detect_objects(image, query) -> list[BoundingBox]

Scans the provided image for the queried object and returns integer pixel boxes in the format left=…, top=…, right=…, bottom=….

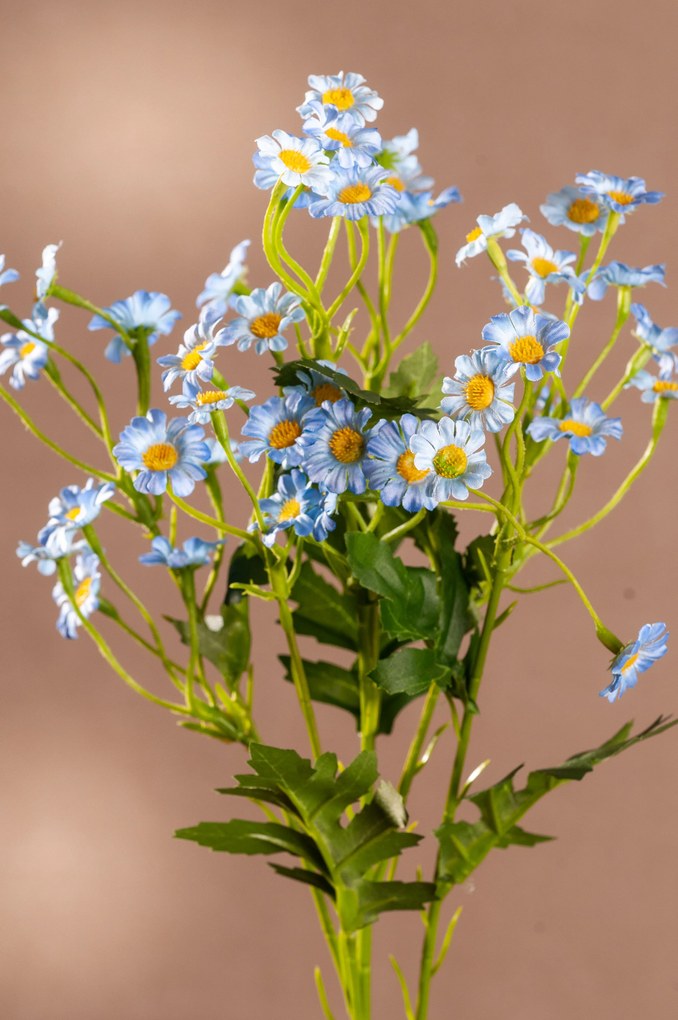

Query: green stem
left=398, top=683, right=441, bottom=800
left=572, top=286, right=631, bottom=399
left=327, top=219, right=370, bottom=323
left=315, top=217, right=342, bottom=292
left=601, top=344, right=653, bottom=410
left=45, top=363, right=103, bottom=438
left=167, top=488, right=254, bottom=543
left=132, top=331, right=152, bottom=416
left=212, top=410, right=265, bottom=530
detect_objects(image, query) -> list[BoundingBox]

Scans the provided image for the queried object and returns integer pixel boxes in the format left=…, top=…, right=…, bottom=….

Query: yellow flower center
left=607, top=190, right=634, bottom=206
left=432, top=444, right=468, bottom=478
left=653, top=380, right=678, bottom=394
left=465, top=226, right=483, bottom=243
left=558, top=419, right=592, bottom=437
left=142, top=443, right=178, bottom=471
left=325, top=127, right=353, bottom=147
left=20, top=341, right=36, bottom=358
left=181, top=342, right=208, bottom=372
left=385, top=175, right=406, bottom=192
left=279, top=498, right=301, bottom=522
left=75, top=577, right=92, bottom=608
left=464, top=374, right=495, bottom=411
left=338, top=182, right=372, bottom=205
left=621, top=652, right=639, bottom=672
left=532, top=257, right=559, bottom=278
left=567, top=198, right=600, bottom=224
left=268, top=419, right=302, bottom=449
left=278, top=149, right=312, bottom=174
left=329, top=426, right=364, bottom=463
left=312, top=382, right=343, bottom=406
left=65, top=507, right=81, bottom=521
left=196, top=390, right=227, bottom=406
left=322, top=87, right=355, bottom=111
left=250, top=312, right=282, bottom=339
left=396, top=451, right=429, bottom=483
left=509, top=335, right=544, bottom=364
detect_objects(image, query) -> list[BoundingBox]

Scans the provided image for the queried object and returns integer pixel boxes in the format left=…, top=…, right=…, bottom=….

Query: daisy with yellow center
left=308, top=166, right=399, bottom=222
left=113, top=408, right=209, bottom=497
left=600, top=622, right=669, bottom=703
left=253, top=129, right=331, bottom=193
left=481, top=305, right=568, bottom=382
left=441, top=349, right=516, bottom=434
left=258, top=468, right=336, bottom=548
left=301, top=399, right=374, bottom=494
left=410, top=417, right=491, bottom=502
left=169, top=380, right=255, bottom=426
left=527, top=397, right=622, bottom=456
left=575, top=171, right=664, bottom=217
left=52, top=548, right=101, bottom=640
left=540, top=186, right=606, bottom=237
left=298, top=72, right=384, bottom=125
left=300, top=105, right=382, bottom=169
left=220, top=282, right=306, bottom=355
left=158, top=315, right=219, bottom=394
left=364, top=414, right=439, bottom=512
left=455, top=203, right=526, bottom=267
left=507, top=229, right=578, bottom=305
left=240, top=392, right=314, bottom=468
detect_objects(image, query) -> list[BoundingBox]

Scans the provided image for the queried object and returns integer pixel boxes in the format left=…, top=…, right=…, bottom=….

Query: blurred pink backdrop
left=1, top=1, right=677, bottom=1017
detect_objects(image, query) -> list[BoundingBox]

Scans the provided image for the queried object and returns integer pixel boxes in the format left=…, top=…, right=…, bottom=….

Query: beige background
left=2, top=0, right=677, bottom=1017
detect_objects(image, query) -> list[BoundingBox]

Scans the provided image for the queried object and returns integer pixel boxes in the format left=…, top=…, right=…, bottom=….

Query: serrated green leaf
left=268, top=863, right=335, bottom=897
left=280, top=656, right=360, bottom=719
left=175, top=820, right=323, bottom=867
left=352, top=880, right=437, bottom=927
left=291, top=561, right=359, bottom=649
left=371, top=648, right=449, bottom=697
left=384, top=342, right=439, bottom=400
left=165, top=601, right=250, bottom=683
left=380, top=568, right=439, bottom=641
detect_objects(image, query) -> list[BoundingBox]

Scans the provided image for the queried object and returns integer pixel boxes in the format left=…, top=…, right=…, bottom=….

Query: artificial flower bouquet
left=2, top=71, right=676, bottom=1019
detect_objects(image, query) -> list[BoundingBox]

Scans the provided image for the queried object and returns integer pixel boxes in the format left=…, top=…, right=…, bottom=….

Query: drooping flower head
left=455, top=203, right=527, bottom=266
left=506, top=229, right=578, bottom=305
left=169, top=380, right=256, bottom=425
left=258, top=469, right=332, bottom=547
left=218, top=282, right=305, bottom=355
left=441, top=348, right=516, bottom=433
left=240, top=391, right=315, bottom=468
left=308, top=165, right=399, bottom=221
left=599, top=623, right=668, bottom=703
left=139, top=536, right=222, bottom=569
left=576, top=171, right=664, bottom=218
left=253, top=130, right=332, bottom=194
left=52, top=547, right=101, bottom=640
left=410, top=417, right=492, bottom=502
left=587, top=262, right=665, bottom=302
left=301, top=102, right=382, bottom=169
left=540, top=185, right=607, bottom=237
left=196, top=239, right=250, bottom=319
left=630, top=303, right=678, bottom=375
left=627, top=366, right=678, bottom=403
left=0, top=306, right=56, bottom=390
left=113, top=408, right=209, bottom=497
left=17, top=535, right=86, bottom=576
left=527, top=398, right=623, bottom=456
left=364, top=413, right=438, bottom=512
left=297, top=72, right=384, bottom=125
left=379, top=185, right=462, bottom=234
left=38, top=479, right=116, bottom=556
left=88, top=291, right=181, bottom=363
left=481, top=305, right=569, bottom=382
left=300, top=399, right=377, bottom=494
left=34, top=242, right=61, bottom=315
left=157, top=308, right=222, bottom=395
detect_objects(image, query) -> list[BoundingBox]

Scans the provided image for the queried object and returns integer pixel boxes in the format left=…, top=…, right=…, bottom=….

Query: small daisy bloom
left=240, top=391, right=314, bottom=468
left=17, top=536, right=85, bottom=576
left=540, top=185, right=607, bottom=237
left=34, top=242, right=61, bottom=314
left=169, top=381, right=256, bottom=425
left=455, top=203, right=527, bottom=266
left=507, top=229, right=577, bottom=305
left=157, top=307, right=225, bottom=394
left=219, top=282, right=305, bottom=355
left=576, top=171, right=664, bottom=218
left=410, top=417, right=492, bottom=502
left=284, top=361, right=348, bottom=407
left=52, top=547, right=101, bottom=640
left=196, top=239, right=250, bottom=319
left=599, top=622, right=668, bottom=703
left=481, top=305, right=568, bottom=382
left=258, top=469, right=323, bottom=547
left=588, top=262, right=665, bottom=302
left=300, top=399, right=376, bottom=494
left=527, top=398, right=623, bottom=456
left=139, top=536, right=222, bottom=569
left=364, top=413, right=438, bottom=512
left=38, top=479, right=116, bottom=556
left=377, top=129, right=432, bottom=192
left=631, top=303, right=678, bottom=375
left=309, top=165, right=399, bottom=221
left=113, top=408, right=209, bottom=497
left=88, top=291, right=181, bottom=364
left=302, top=102, right=382, bottom=169
left=627, top=367, right=678, bottom=403
left=297, top=72, right=384, bottom=125
left=0, top=307, right=56, bottom=390
left=380, top=185, right=462, bottom=234
left=441, top=348, right=516, bottom=433
left=253, top=130, right=332, bottom=192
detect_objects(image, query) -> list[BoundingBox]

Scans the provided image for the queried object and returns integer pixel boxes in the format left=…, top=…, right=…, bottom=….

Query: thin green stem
left=327, top=219, right=370, bottom=323
left=398, top=683, right=441, bottom=800
left=572, top=286, right=631, bottom=399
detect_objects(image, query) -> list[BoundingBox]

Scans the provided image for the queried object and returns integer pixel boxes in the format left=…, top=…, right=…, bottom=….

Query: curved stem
left=572, top=286, right=631, bottom=399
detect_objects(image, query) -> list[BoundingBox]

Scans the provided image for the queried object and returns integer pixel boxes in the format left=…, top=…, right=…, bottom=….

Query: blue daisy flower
left=253, top=130, right=332, bottom=193
left=284, top=361, right=348, bottom=407
left=218, top=282, right=305, bottom=355
left=527, top=398, right=623, bottom=456
left=0, top=307, right=55, bottom=389
left=258, top=469, right=324, bottom=547
left=540, top=185, right=607, bottom=237
left=300, top=399, right=376, bottom=494
left=34, top=242, right=61, bottom=315
left=379, top=185, right=462, bottom=234
left=599, top=622, right=668, bottom=703
left=310, top=488, right=338, bottom=543
left=157, top=307, right=225, bottom=394
left=88, top=291, right=182, bottom=364
left=139, top=535, right=222, bottom=569
left=631, top=303, right=678, bottom=375
left=196, top=239, right=250, bottom=319
left=364, top=413, right=438, bottom=512
left=377, top=129, right=434, bottom=194
left=113, top=408, right=209, bottom=497
left=576, top=171, right=664, bottom=218
left=298, top=72, right=384, bottom=125
left=240, top=391, right=314, bottom=467
left=588, top=262, right=666, bottom=302
left=301, top=102, right=382, bottom=169
left=169, top=380, right=255, bottom=425
left=52, top=547, right=101, bottom=640
left=0, top=253, right=20, bottom=306
left=410, top=417, right=492, bottom=502
left=627, top=367, right=678, bottom=403
left=441, top=348, right=516, bottom=433
left=17, top=535, right=86, bottom=576
left=507, top=229, right=578, bottom=305
left=308, top=165, right=399, bottom=221
left=455, top=203, right=527, bottom=266
left=38, top=479, right=116, bottom=556
left=481, top=305, right=568, bottom=382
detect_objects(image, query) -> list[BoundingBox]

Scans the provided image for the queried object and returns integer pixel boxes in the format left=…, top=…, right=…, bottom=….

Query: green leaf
left=383, top=342, right=439, bottom=400
left=349, top=881, right=437, bottom=928
left=371, top=648, right=449, bottom=697
left=269, top=864, right=335, bottom=897
left=225, top=542, right=267, bottom=605
left=291, top=561, right=359, bottom=650
left=175, top=820, right=324, bottom=867
left=427, top=514, right=471, bottom=664
left=165, top=601, right=250, bottom=684
left=280, top=656, right=360, bottom=719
